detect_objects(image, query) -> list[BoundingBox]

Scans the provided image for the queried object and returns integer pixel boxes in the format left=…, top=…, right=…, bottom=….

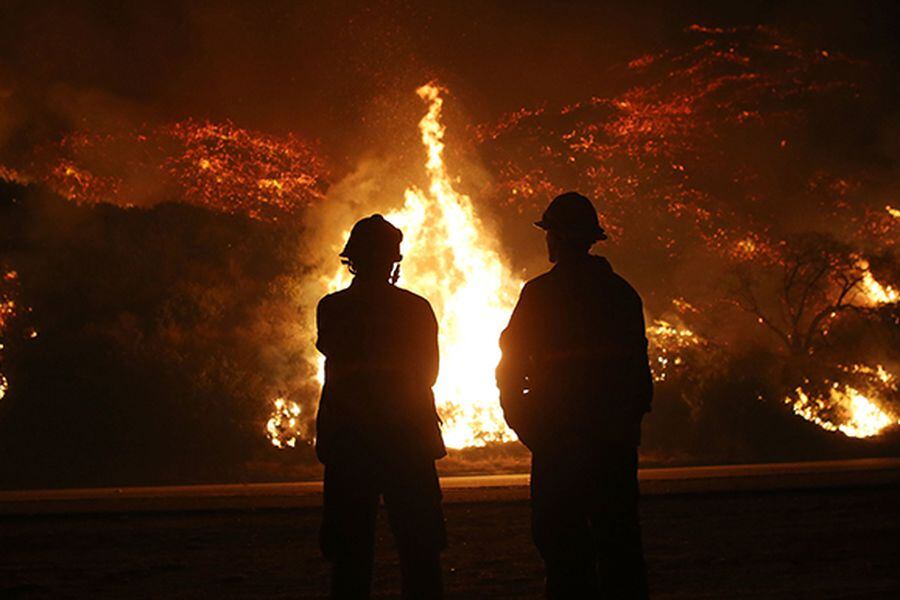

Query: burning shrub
left=0, top=184, right=319, bottom=488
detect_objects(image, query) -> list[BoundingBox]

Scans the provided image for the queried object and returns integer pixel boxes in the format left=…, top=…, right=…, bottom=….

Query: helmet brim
left=533, top=220, right=608, bottom=241
left=339, top=246, right=402, bottom=262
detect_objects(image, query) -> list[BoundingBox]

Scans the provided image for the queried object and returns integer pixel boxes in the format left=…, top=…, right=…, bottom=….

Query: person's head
left=339, top=214, right=403, bottom=282
left=534, top=192, right=607, bottom=263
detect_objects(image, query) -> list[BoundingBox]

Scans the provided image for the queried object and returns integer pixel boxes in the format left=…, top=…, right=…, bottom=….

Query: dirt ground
left=2, top=486, right=899, bottom=599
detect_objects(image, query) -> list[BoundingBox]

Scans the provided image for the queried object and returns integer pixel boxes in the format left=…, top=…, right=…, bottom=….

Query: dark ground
left=2, top=486, right=899, bottom=599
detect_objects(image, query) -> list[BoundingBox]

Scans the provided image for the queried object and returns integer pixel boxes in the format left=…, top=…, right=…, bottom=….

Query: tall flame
left=317, top=84, right=521, bottom=448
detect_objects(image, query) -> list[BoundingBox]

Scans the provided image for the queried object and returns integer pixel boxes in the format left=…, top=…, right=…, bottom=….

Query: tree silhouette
left=727, top=233, right=883, bottom=357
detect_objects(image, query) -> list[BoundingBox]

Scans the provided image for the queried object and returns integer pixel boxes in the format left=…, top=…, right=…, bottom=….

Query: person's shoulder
left=578, top=255, right=642, bottom=305
left=317, top=287, right=351, bottom=311
left=605, top=268, right=643, bottom=307
left=392, top=285, right=436, bottom=313
left=522, top=270, right=554, bottom=293
left=509, top=270, right=556, bottom=307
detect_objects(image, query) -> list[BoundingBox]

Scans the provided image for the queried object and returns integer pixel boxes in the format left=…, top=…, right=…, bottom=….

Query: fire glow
left=1, top=26, right=897, bottom=452
left=0, top=270, right=21, bottom=404
left=647, top=319, right=703, bottom=383
left=788, top=364, right=898, bottom=438
left=856, top=259, right=899, bottom=306
left=22, top=121, right=326, bottom=219
left=266, top=397, right=303, bottom=449
left=310, top=84, right=521, bottom=449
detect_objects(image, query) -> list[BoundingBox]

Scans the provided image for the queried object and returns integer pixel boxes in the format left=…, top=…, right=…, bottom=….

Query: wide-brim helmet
left=534, top=191, right=608, bottom=241
left=339, top=214, right=403, bottom=263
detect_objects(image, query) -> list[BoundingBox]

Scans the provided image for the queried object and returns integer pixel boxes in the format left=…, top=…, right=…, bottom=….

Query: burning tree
left=725, top=233, right=899, bottom=437
left=727, top=233, right=891, bottom=357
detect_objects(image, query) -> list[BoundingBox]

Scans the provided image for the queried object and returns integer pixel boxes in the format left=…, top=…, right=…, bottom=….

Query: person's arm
left=624, top=293, right=653, bottom=415
left=405, top=298, right=440, bottom=392
left=422, top=301, right=440, bottom=388
left=496, top=284, right=540, bottom=445
left=315, top=297, right=332, bottom=357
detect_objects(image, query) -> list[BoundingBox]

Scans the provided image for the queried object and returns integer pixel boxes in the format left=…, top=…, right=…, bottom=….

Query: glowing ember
left=844, top=364, right=895, bottom=385
left=0, top=270, right=20, bottom=403
left=0, top=299, right=15, bottom=329
left=266, top=397, right=303, bottom=448
left=478, top=25, right=862, bottom=260
left=318, top=84, right=521, bottom=448
left=47, top=160, right=120, bottom=205
left=0, top=166, right=31, bottom=186
left=167, top=121, right=326, bottom=220
left=647, top=319, right=703, bottom=382
left=1, top=121, right=327, bottom=220
left=855, top=259, right=899, bottom=306
left=734, top=238, right=758, bottom=258
left=787, top=364, right=899, bottom=438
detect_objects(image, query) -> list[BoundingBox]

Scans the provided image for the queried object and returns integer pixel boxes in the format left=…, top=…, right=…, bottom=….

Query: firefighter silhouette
left=497, top=192, right=653, bottom=599
left=316, top=214, right=446, bottom=599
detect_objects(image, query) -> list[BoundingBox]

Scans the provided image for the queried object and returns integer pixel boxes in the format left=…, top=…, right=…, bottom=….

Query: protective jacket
left=497, top=255, right=652, bottom=449
left=315, top=278, right=446, bottom=464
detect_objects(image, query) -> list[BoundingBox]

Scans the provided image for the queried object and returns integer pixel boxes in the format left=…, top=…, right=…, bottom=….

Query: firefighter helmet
left=534, top=192, right=608, bottom=241
left=339, top=214, right=403, bottom=263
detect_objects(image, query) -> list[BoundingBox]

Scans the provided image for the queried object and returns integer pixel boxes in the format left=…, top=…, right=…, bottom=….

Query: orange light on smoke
left=316, top=84, right=522, bottom=448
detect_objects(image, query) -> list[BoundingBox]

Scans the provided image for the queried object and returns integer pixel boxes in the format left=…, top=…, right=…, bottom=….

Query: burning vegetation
left=266, top=397, right=304, bottom=449
left=475, top=25, right=899, bottom=442
left=0, top=22, right=898, bottom=486
left=19, top=121, right=327, bottom=218
left=788, top=363, right=897, bottom=439
left=310, top=84, right=521, bottom=449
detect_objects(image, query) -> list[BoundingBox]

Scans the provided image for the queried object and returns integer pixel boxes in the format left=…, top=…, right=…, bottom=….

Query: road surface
left=2, top=457, right=899, bottom=515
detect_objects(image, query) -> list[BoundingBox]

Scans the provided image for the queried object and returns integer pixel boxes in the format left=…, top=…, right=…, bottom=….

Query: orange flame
left=787, top=364, right=898, bottom=438
left=315, top=84, right=521, bottom=449
left=855, top=259, right=898, bottom=306
left=266, top=397, right=303, bottom=448
left=647, top=319, right=703, bottom=382
left=168, top=121, right=325, bottom=220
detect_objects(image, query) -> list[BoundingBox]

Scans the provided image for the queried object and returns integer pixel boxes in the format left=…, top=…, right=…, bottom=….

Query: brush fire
left=0, top=20, right=898, bottom=486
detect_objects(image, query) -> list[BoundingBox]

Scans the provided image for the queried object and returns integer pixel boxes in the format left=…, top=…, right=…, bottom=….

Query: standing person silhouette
left=496, top=192, right=653, bottom=599
left=316, top=214, right=446, bottom=599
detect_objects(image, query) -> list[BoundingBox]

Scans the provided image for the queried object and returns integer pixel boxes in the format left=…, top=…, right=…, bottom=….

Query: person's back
left=316, top=278, right=444, bottom=463
left=315, top=214, right=446, bottom=600
left=497, top=192, right=651, bottom=599
left=501, top=254, right=651, bottom=448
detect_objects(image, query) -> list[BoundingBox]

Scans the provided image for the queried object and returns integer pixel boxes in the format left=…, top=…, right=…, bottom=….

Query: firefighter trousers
left=320, top=456, right=445, bottom=599
left=531, top=443, right=648, bottom=599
